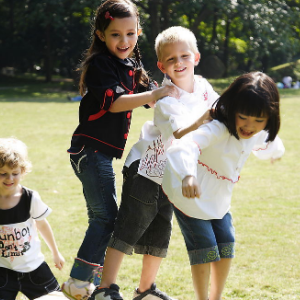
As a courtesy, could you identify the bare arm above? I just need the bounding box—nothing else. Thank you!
[173,109,212,139]
[182,175,200,198]
[36,219,65,270]
[109,85,179,113]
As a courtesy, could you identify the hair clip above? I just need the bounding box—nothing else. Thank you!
[105,11,114,21]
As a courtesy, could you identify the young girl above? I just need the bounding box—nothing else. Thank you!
[0,138,65,300]
[62,1,177,299]
[162,72,285,300]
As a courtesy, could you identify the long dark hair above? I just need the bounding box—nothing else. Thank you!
[211,72,280,142]
[78,0,149,95]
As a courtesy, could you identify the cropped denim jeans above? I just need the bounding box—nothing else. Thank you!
[69,147,118,284]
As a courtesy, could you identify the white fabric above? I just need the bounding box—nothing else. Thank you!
[162,120,285,220]
[125,75,219,185]
[0,190,52,272]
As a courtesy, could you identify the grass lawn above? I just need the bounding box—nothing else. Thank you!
[1,76,299,300]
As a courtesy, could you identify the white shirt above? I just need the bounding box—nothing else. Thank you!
[0,189,52,272]
[162,120,285,220]
[125,75,219,184]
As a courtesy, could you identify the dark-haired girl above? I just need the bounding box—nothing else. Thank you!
[62,1,178,299]
[162,72,285,300]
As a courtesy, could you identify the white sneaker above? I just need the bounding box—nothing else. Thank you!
[61,278,95,300]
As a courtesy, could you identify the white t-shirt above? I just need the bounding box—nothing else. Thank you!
[125,75,219,184]
[0,186,52,272]
[162,120,285,220]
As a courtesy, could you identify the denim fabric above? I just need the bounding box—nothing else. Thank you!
[69,147,118,283]
[173,208,235,265]
[0,262,60,300]
[108,160,173,258]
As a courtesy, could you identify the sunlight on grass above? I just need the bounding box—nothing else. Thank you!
[1,79,300,300]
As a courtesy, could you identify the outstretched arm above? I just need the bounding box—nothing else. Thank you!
[36,219,65,270]
[109,85,179,112]
[173,109,213,139]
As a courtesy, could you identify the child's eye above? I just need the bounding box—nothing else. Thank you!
[111,33,119,37]
[182,54,189,58]
[238,115,247,120]
[256,119,265,123]
[167,58,174,62]
[128,32,135,36]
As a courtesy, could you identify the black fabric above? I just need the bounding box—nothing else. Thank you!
[0,187,32,225]
[69,51,153,159]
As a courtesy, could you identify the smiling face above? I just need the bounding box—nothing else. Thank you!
[157,41,200,91]
[235,113,269,139]
[0,164,22,194]
[97,16,140,60]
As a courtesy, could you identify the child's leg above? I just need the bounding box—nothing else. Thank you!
[138,254,163,292]
[100,247,125,288]
[191,263,210,300]
[209,258,232,300]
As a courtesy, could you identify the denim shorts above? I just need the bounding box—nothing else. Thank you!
[174,208,235,265]
[108,160,173,258]
[0,262,60,300]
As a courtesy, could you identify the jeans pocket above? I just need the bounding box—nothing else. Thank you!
[29,262,53,285]
[0,268,8,288]
[70,151,88,174]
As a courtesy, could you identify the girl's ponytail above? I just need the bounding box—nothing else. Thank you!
[133,43,150,89]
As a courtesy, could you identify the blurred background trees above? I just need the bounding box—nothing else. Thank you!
[0,0,299,84]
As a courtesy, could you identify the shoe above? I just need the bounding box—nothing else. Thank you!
[133,283,177,300]
[61,278,95,300]
[90,283,123,300]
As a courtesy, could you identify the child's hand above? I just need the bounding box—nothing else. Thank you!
[182,175,200,198]
[271,157,281,164]
[156,85,180,100]
[198,109,213,126]
[53,251,65,270]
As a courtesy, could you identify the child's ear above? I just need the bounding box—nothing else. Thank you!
[194,52,201,66]
[157,61,166,73]
[96,30,105,42]
[137,28,142,36]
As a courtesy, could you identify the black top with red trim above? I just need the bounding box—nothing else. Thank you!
[68,51,154,159]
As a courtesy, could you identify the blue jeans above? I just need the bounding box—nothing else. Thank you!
[174,208,235,265]
[69,147,118,284]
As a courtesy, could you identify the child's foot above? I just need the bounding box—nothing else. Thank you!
[133,283,177,300]
[90,284,123,300]
[61,278,95,300]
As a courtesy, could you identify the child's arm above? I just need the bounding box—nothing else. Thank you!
[173,109,212,139]
[109,85,179,113]
[36,219,65,270]
[182,175,200,198]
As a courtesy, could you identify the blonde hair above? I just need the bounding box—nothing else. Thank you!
[155,26,199,61]
[0,138,32,174]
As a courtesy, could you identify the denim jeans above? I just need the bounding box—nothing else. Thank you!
[174,208,235,265]
[69,147,118,283]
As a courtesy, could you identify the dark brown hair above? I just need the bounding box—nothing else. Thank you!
[211,71,280,142]
[78,0,149,95]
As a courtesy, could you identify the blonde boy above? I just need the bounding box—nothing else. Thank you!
[92,26,218,300]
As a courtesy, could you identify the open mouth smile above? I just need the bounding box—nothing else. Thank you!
[175,67,186,72]
[117,47,129,52]
[240,128,254,137]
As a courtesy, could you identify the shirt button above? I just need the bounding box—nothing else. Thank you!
[124,133,128,139]
[127,112,131,118]
[128,70,134,76]
[128,91,133,94]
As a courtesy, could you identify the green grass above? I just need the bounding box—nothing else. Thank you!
[1,76,300,300]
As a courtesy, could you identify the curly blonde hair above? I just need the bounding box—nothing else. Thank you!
[0,138,32,174]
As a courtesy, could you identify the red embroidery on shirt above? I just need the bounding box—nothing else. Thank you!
[197,161,240,183]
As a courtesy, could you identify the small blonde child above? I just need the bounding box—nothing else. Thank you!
[0,138,65,300]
